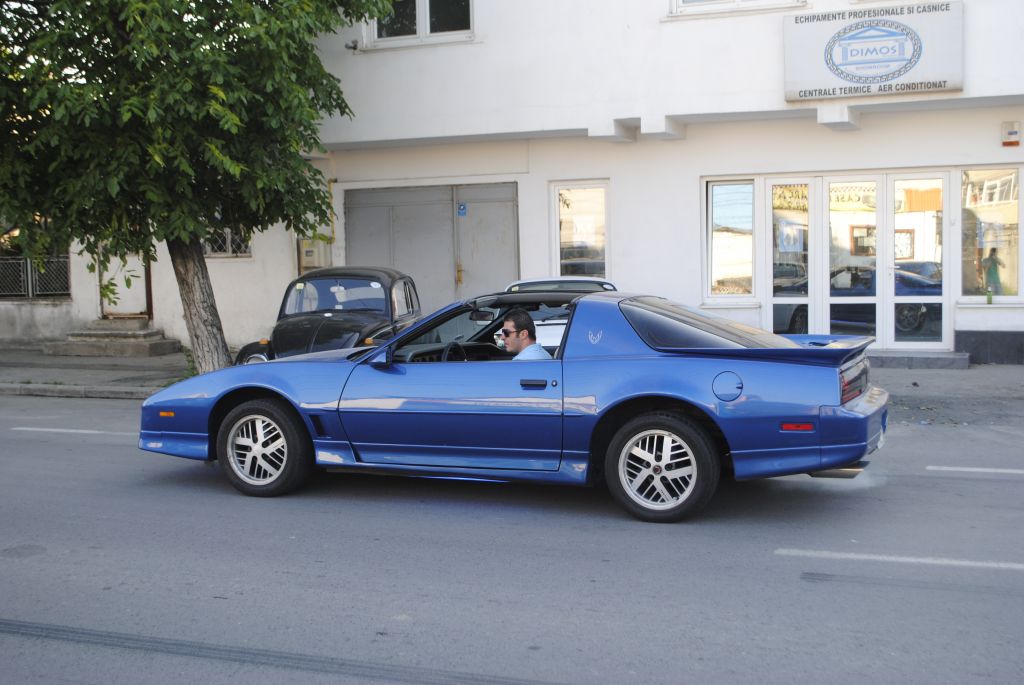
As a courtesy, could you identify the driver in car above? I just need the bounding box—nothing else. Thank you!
[500,308,552,360]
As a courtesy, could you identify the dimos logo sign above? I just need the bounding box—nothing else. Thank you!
[825,20,922,84]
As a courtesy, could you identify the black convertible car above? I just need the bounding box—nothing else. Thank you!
[235,267,421,364]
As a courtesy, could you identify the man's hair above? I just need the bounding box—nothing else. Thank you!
[503,307,536,341]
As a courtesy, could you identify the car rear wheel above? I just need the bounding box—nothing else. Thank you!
[217,399,312,496]
[605,412,719,522]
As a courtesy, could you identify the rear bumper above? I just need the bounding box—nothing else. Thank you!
[819,385,888,470]
[731,385,888,480]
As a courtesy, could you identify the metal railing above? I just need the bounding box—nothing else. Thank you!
[0,256,70,298]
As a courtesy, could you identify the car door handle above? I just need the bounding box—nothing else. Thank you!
[520,379,547,389]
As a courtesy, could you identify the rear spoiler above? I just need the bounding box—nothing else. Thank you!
[658,335,874,368]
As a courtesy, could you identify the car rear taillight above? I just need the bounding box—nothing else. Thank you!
[840,357,868,404]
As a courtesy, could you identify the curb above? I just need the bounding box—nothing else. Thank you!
[0,383,160,400]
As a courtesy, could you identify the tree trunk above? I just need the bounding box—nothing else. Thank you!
[166,238,232,374]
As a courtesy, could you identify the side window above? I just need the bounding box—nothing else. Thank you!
[555,182,608,278]
[406,281,420,312]
[395,307,499,362]
[708,181,754,296]
[962,169,1018,297]
[371,0,472,47]
[392,281,410,317]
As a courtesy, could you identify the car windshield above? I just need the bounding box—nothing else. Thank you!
[282,277,387,316]
[621,297,801,349]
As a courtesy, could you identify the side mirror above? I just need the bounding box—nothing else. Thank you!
[369,346,392,369]
[469,310,494,322]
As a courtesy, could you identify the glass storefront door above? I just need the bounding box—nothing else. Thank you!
[827,177,880,339]
[766,173,949,349]
[887,175,945,346]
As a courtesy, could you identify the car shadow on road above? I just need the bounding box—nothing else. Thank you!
[140,461,879,524]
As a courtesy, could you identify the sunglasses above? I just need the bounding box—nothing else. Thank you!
[499,328,522,337]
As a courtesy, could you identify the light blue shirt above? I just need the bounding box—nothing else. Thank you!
[513,342,553,360]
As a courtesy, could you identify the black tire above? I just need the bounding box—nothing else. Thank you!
[604,412,720,522]
[216,399,312,497]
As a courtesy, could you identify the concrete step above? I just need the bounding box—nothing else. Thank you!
[867,350,970,369]
[66,329,166,341]
[85,316,151,332]
[43,338,181,357]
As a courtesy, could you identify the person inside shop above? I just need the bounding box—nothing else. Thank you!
[982,247,1005,295]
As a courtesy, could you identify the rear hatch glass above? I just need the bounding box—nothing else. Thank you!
[621,297,802,349]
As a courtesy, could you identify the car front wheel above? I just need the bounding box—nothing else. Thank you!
[605,412,720,522]
[217,399,312,496]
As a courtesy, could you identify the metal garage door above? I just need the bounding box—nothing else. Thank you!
[345,183,519,316]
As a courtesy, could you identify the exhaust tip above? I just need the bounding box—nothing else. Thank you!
[809,460,870,479]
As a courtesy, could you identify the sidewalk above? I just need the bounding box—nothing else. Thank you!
[0,347,191,400]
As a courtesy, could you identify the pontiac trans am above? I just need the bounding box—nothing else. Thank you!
[140,291,888,522]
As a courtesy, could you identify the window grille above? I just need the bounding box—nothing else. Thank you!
[0,256,70,298]
[204,229,251,257]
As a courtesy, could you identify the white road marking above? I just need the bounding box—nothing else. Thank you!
[775,548,1024,572]
[926,466,1024,475]
[11,427,136,437]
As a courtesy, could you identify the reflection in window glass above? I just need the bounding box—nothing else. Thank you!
[377,0,417,38]
[962,169,1018,296]
[830,181,877,297]
[894,303,942,342]
[773,304,807,334]
[772,184,809,297]
[558,186,606,278]
[894,179,943,290]
[709,182,753,295]
[430,0,470,33]
[830,303,875,336]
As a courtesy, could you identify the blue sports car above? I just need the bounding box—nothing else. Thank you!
[139,291,888,522]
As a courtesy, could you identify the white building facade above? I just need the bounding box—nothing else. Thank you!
[5,0,1022,362]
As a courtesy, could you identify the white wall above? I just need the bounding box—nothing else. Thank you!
[1,243,100,343]
[319,0,1024,147]
[148,227,299,350]
[326,103,1024,333]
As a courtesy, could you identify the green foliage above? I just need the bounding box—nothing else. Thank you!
[1,0,392,267]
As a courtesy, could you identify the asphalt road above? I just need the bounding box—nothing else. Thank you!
[1,393,1023,684]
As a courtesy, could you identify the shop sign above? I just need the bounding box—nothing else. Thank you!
[784,2,962,101]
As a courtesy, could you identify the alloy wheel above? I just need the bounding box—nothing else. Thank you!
[618,429,697,511]
[225,413,288,486]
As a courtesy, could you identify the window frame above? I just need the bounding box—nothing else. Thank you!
[365,0,474,50]
[959,166,1021,301]
[668,0,806,20]
[704,178,758,302]
[550,180,611,282]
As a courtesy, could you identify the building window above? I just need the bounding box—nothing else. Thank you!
[555,183,607,278]
[670,0,806,18]
[708,181,754,296]
[372,0,471,45]
[962,169,1018,297]
[204,229,251,258]
[0,230,70,298]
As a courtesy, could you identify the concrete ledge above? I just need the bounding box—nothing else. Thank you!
[43,339,181,357]
[867,351,970,369]
[0,383,161,400]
